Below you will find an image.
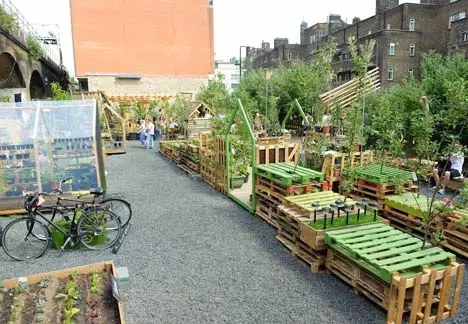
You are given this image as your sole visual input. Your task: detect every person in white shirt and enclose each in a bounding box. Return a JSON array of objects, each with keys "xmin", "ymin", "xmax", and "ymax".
[
  {"xmin": 433, "ymin": 142, "xmax": 465, "ymax": 195},
  {"xmin": 146, "ymin": 120, "xmax": 155, "ymax": 149},
  {"xmin": 138, "ymin": 120, "xmax": 146, "ymax": 145}
]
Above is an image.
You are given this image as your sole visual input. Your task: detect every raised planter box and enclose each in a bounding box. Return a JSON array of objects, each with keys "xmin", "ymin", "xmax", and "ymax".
[
  {"xmin": 1, "ymin": 261, "xmax": 125, "ymax": 324},
  {"xmin": 440, "ymin": 209, "xmax": 468, "ymax": 258}
]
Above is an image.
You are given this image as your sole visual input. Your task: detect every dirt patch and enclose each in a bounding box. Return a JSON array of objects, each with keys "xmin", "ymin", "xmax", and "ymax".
[
  {"xmin": 15, "ymin": 285, "xmax": 40, "ymax": 324},
  {"xmin": 0, "ymin": 289, "xmax": 15, "ymax": 324},
  {"xmin": 85, "ymin": 271, "xmax": 120, "ymax": 324}
]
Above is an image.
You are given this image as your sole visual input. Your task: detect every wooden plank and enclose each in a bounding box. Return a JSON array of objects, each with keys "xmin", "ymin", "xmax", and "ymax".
[{"xmin": 409, "ymin": 273, "xmax": 423, "ymax": 324}]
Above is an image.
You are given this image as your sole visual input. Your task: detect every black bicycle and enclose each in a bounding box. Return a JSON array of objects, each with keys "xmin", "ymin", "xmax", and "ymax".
[
  {"xmin": 1, "ymin": 191, "xmax": 122, "ymax": 261},
  {"xmin": 55, "ymin": 178, "xmax": 133, "ymax": 228}
]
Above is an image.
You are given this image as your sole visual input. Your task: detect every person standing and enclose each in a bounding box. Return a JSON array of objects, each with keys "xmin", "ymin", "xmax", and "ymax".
[
  {"xmin": 146, "ymin": 119, "xmax": 155, "ymax": 149},
  {"xmin": 138, "ymin": 119, "xmax": 146, "ymax": 145}
]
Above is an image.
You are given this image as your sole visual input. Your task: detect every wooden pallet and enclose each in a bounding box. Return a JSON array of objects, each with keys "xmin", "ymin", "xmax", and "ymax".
[
  {"xmin": 326, "ymin": 246, "xmax": 464, "ymax": 324},
  {"xmin": 324, "ymin": 223, "xmax": 455, "ymax": 283},
  {"xmin": 440, "ymin": 209, "xmax": 468, "ymax": 258},
  {"xmin": 256, "ymin": 143, "xmax": 299, "ymax": 165},
  {"xmin": 255, "ymin": 163, "xmax": 324, "ymax": 186},
  {"xmin": 255, "ymin": 195, "xmax": 279, "ymax": 229},
  {"xmin": 256, "ymin": 176, "xmax": 316, "ymax": 202},
  {"xmin": 342, "ymin": 165, "xmax": 414, "ymax": 185},
  {"xmin": 322, "ymin": 151, "xmax": 375, "ymax": 183},
  {"xmin": 276, "ymin": 233, "xmax": 326, "ymax": 273},
  {"xmin": 282, "ymin": 191, "xmax": 356, "ymax": 218}
]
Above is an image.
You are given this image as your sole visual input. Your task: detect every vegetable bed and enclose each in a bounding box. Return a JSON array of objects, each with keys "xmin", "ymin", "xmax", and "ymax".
[{"xmin": 0, "ymin": 262, "xmax": 124, "ymax": 324}]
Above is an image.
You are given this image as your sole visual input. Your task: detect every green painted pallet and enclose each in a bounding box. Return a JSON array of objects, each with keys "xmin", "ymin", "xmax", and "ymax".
[
  {"xmin": 325, "ymin": 223, "xmax": 455, "ymax": 283},
  {"xmin": 342, "ymin": 164, "xmax": 413, "ymax": 184},
  {"xmin": 255, "ymin": 163, "xmax": 324, "ymax": 187},
  {"xmin": 284, "ymin": 191, "xmax": 355, "ymax": 212},
  {"xmin": 384, "ymin": 193, "xmax": 449, "ymax": 218}
]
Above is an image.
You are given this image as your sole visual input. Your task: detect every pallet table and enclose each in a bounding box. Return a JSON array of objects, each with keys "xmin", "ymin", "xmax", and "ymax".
[
  {"xmin": 275, "ymin": 191, "xmax": 364, "ymax": 273},
  {"xmin": 440, "ymin": 209, "xmax": 468, "ymax": 258},
  {"xmin": 254, "ymin": 163, "xmax": 325, "ymax": 229},
  {"xmin": 384, "ymin": 193, "xmax": 448, "ymax": 237},
  {"xmin": 325, "ymin": 223, "xmax": 464, "ymax": 324},
  {"xmin": 342, "ymin": 165, "xmax": 416, "ymax": 207}
]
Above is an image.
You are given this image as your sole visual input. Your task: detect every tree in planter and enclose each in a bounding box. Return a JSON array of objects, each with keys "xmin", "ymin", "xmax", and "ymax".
[{"xmin": 197, "ymin": 75, "xmax": 231, "ymax": 114}]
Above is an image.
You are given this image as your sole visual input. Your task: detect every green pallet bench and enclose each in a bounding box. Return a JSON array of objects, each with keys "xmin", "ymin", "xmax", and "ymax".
[
  {"xmin": 384, "ymin": 193, "xmax": 449, "ymax": 219},
  {"xmin": 255, "ymin": 163, "xmax": 324, "ymax": 187},
  {"xmin": 325, "ymin": 223, "xmax": 455, "ymax": 283},
  {"xmin": 342, "ymin": 164, "xmax": 413, "ymax": 184}
]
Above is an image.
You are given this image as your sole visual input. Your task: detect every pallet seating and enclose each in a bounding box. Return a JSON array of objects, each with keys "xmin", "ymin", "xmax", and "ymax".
[
  {"xmin": 325, "ymin": 223, "xmax": 463, "ymax": 324},
  {"xmin": 384, "ymin": 193, "xmax": 448, "ymax": 237}
]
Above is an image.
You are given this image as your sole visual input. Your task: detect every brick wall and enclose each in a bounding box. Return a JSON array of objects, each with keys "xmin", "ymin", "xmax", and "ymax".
[{"xmin": 70, "ymin": 0, "xmax": 214, "ymax": 78}]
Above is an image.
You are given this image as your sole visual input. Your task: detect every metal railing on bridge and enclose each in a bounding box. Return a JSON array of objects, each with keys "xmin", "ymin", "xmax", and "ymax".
[{"xmin": 0, "ymin": 0, "xmax": 63, "ymax": 71}]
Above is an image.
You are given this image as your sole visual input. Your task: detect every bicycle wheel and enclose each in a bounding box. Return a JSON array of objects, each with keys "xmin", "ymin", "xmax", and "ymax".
[
  {"xmin": 2, "ymin": 217, "xmax": 50, "ymax": 261},
  {"xmin": 99, "ymin": 198, "xmax": 132, "ymax": 227},
  {"xmin": 77, "ymin": 207, "xmax": 121, "ymax": 250}
]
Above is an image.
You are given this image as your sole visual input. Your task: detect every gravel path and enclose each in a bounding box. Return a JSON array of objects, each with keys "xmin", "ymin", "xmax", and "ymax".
[{"xmin": 1, "ymin": 141, "xmax": 467, "ymax": 324}]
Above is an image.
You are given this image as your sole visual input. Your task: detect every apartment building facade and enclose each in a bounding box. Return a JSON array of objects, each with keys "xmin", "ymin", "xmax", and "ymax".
[{"xmin": 246, "ymin": 0, "xmax": 468, "ymax": 88}]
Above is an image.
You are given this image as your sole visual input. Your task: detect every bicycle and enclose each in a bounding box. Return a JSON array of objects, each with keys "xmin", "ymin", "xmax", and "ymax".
[
  {"xmin": 1, "ymin": 191, "xmax": 122, "ymax": 261},
  {"xmin": 58, "ymin": 178, "xmax": 133, "ymax": 228}
]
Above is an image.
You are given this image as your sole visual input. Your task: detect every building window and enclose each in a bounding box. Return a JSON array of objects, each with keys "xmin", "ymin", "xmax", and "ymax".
[
  {"xmin": 287, "ymin": 53, "xmax": 292, "ymax": 61},
  {"xmin": 451, "ymin": 12, "xmax": 466, "ymax": 22},
  {"xmin": 462, "ymin": 32, "xmax": 468, "ymax": 42},
  {"xmin": 389, "ymin": 43, "xmax": 396, "ymax": 56},
  {"xmin": 409, "ymin": 43, "xmax": 415, "ymax": 56},
  {"xmin": 388, "ymin": 68, "xmax": 394, "ymax": 81},
  {"xmin": 409, "ymin": 19, "xmax": 415, "ymax": 32},
  {"xmin": 408, "ymin": 68, "xmax": 414, "ymax": 77},
  {"xmin": 386, "ymin": 24, "xmax": 391, "ymax": 30}
]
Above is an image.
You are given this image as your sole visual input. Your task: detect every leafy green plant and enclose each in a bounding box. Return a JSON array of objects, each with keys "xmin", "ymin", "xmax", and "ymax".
[
  {"xmin": 0, "ymin": 96, "xmax": 10, "ymax": 102},
  {"xmin": 0, "ymin": 5, "xmax": 18, "ymax": 32},
  {"xmin": 56, "ymin": 273, "xmax": 81, "ymax": 324},
  {"xmin": 27, "ymin": 36, "xmax": 43, "ymax": 61},
  {"xmin": 90, "ymin": 270, "xmax": 100, "ymax": 294},
  {"xmin": 38, "ymin": 277, "xmax": 50, "ymax": 288},
  {"xmin": 51, "ymin": 82, "xmax": 72, "ymax": 100}
]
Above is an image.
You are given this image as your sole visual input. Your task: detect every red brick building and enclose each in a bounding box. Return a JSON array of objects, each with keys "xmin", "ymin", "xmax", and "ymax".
[{"xmin": 70, "ymin": 0, "xmax": 214, "ymax": 95}]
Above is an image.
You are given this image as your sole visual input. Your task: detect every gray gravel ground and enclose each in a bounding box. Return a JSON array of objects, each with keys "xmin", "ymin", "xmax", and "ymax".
[{"xmin": 1, "ymin": 141, "xmax": 467, "ymax": 324}]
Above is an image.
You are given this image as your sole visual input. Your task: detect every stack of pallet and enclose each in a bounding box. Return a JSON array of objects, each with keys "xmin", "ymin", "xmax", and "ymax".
[
  {"xmin": 254, "ymin": 163, "xmax": 325, "ymax": 228},
  {"xmin": 325, "ymin": 223, "xmax": 464, "ymax": 324},
  {"xmin": 383, "ymin": 193, "xmax": 448, "ymax": 237},
  {"xmin": 440, "ymin": 209, "xmax": 468, "ymax": 258},
  {"xmin": 159, "ymin": 140, "xmax": 183, "ymax": 164},
  {"xmin": 198, "ymin": 132, "xmax": 227, "ymax": 193},
  {"xmin": 178, "ymin": 142, "xmax": 200, "ymax": 175},
  {"xmin": 276, "ymin": 191, "xmax": 358, "ymax": 272},
  {"xmin": 342, "ymin": 165, "xmax": 415, "ymax": 207},
  {"xmin": 256, "ymin": 143, "xmax": 299, "ymax": 165}
]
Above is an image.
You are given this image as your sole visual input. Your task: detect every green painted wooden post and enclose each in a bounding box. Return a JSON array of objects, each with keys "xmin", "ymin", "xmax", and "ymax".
[
  {"xmin": 223, "ymin": 99, "xmax": 257, "ymax": 213},
  {"xmin": 281, "ymin": 99, "xmax": 310, "ymax": 130}
]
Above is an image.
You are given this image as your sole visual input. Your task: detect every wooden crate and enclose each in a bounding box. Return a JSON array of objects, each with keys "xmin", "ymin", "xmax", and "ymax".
[
  {"xmin": 2, "ymin": 261, "xmax": 125, "ymax": 324},
  {"xmin": 325, "ymin": 225, "xmax": 464, "ymax": 324},
  {"xmin": 256, "ymin": 143, "xmax": 299, "ymax": 165},
  {"xmin": 440, "ymin": 209, "xmax": 468, "ymax": 258}
]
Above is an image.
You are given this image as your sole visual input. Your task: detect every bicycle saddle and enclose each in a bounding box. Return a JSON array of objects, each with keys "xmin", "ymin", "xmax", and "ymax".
[{"xmin": 90, "ymin": 187, "xmax": 105, "ymax": 196}]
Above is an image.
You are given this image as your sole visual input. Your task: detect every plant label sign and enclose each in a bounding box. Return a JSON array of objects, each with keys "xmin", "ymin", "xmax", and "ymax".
[
  {"xmin": 412, "ymin": 171, "xmax": 418, "ymax": 182},
  {"xmin": 111, "ymin": 274, "xmax": 121, "ymax": 302}
]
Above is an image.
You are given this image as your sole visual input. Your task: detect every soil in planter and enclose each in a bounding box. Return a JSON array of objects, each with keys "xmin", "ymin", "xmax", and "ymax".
[
  {"xmin": 86, "ymin": 271, "xmax": 120, "ymax": 324},
  {"xmin": 32, "ymin": 277, "xmax": 61, "ymax": 324},
  {"xmin": 72, "ymin": 274, "xmax": 89, "ymax": 324},
  {"xmin": 53, "ymin": 279, "xmax": 69, "ymax": 324},
  {"xmin": 14, "ymin": 285, "xmax": 41, "ymax": 324},
  {"xmin": 0, "ymin": 288, "xmax": 14, "ymax": 324}
]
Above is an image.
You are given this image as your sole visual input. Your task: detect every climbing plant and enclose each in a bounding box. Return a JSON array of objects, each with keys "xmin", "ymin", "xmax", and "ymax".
[
  {"xmin": 51, "ymin": 82, "xmax": 72, "ymax": 100},
  {"xmin": 27, "ymin": 36, "xmax": 43, "ymax": 61},
  {"xmin": 0, "ymin": 5, "xmax": 18, "ymax": 33}
]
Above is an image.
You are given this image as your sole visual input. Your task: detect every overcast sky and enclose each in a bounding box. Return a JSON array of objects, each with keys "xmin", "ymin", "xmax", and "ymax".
[{"xmin": 11, "ymin": 0, "xmax": 420, "ymax": 76}]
